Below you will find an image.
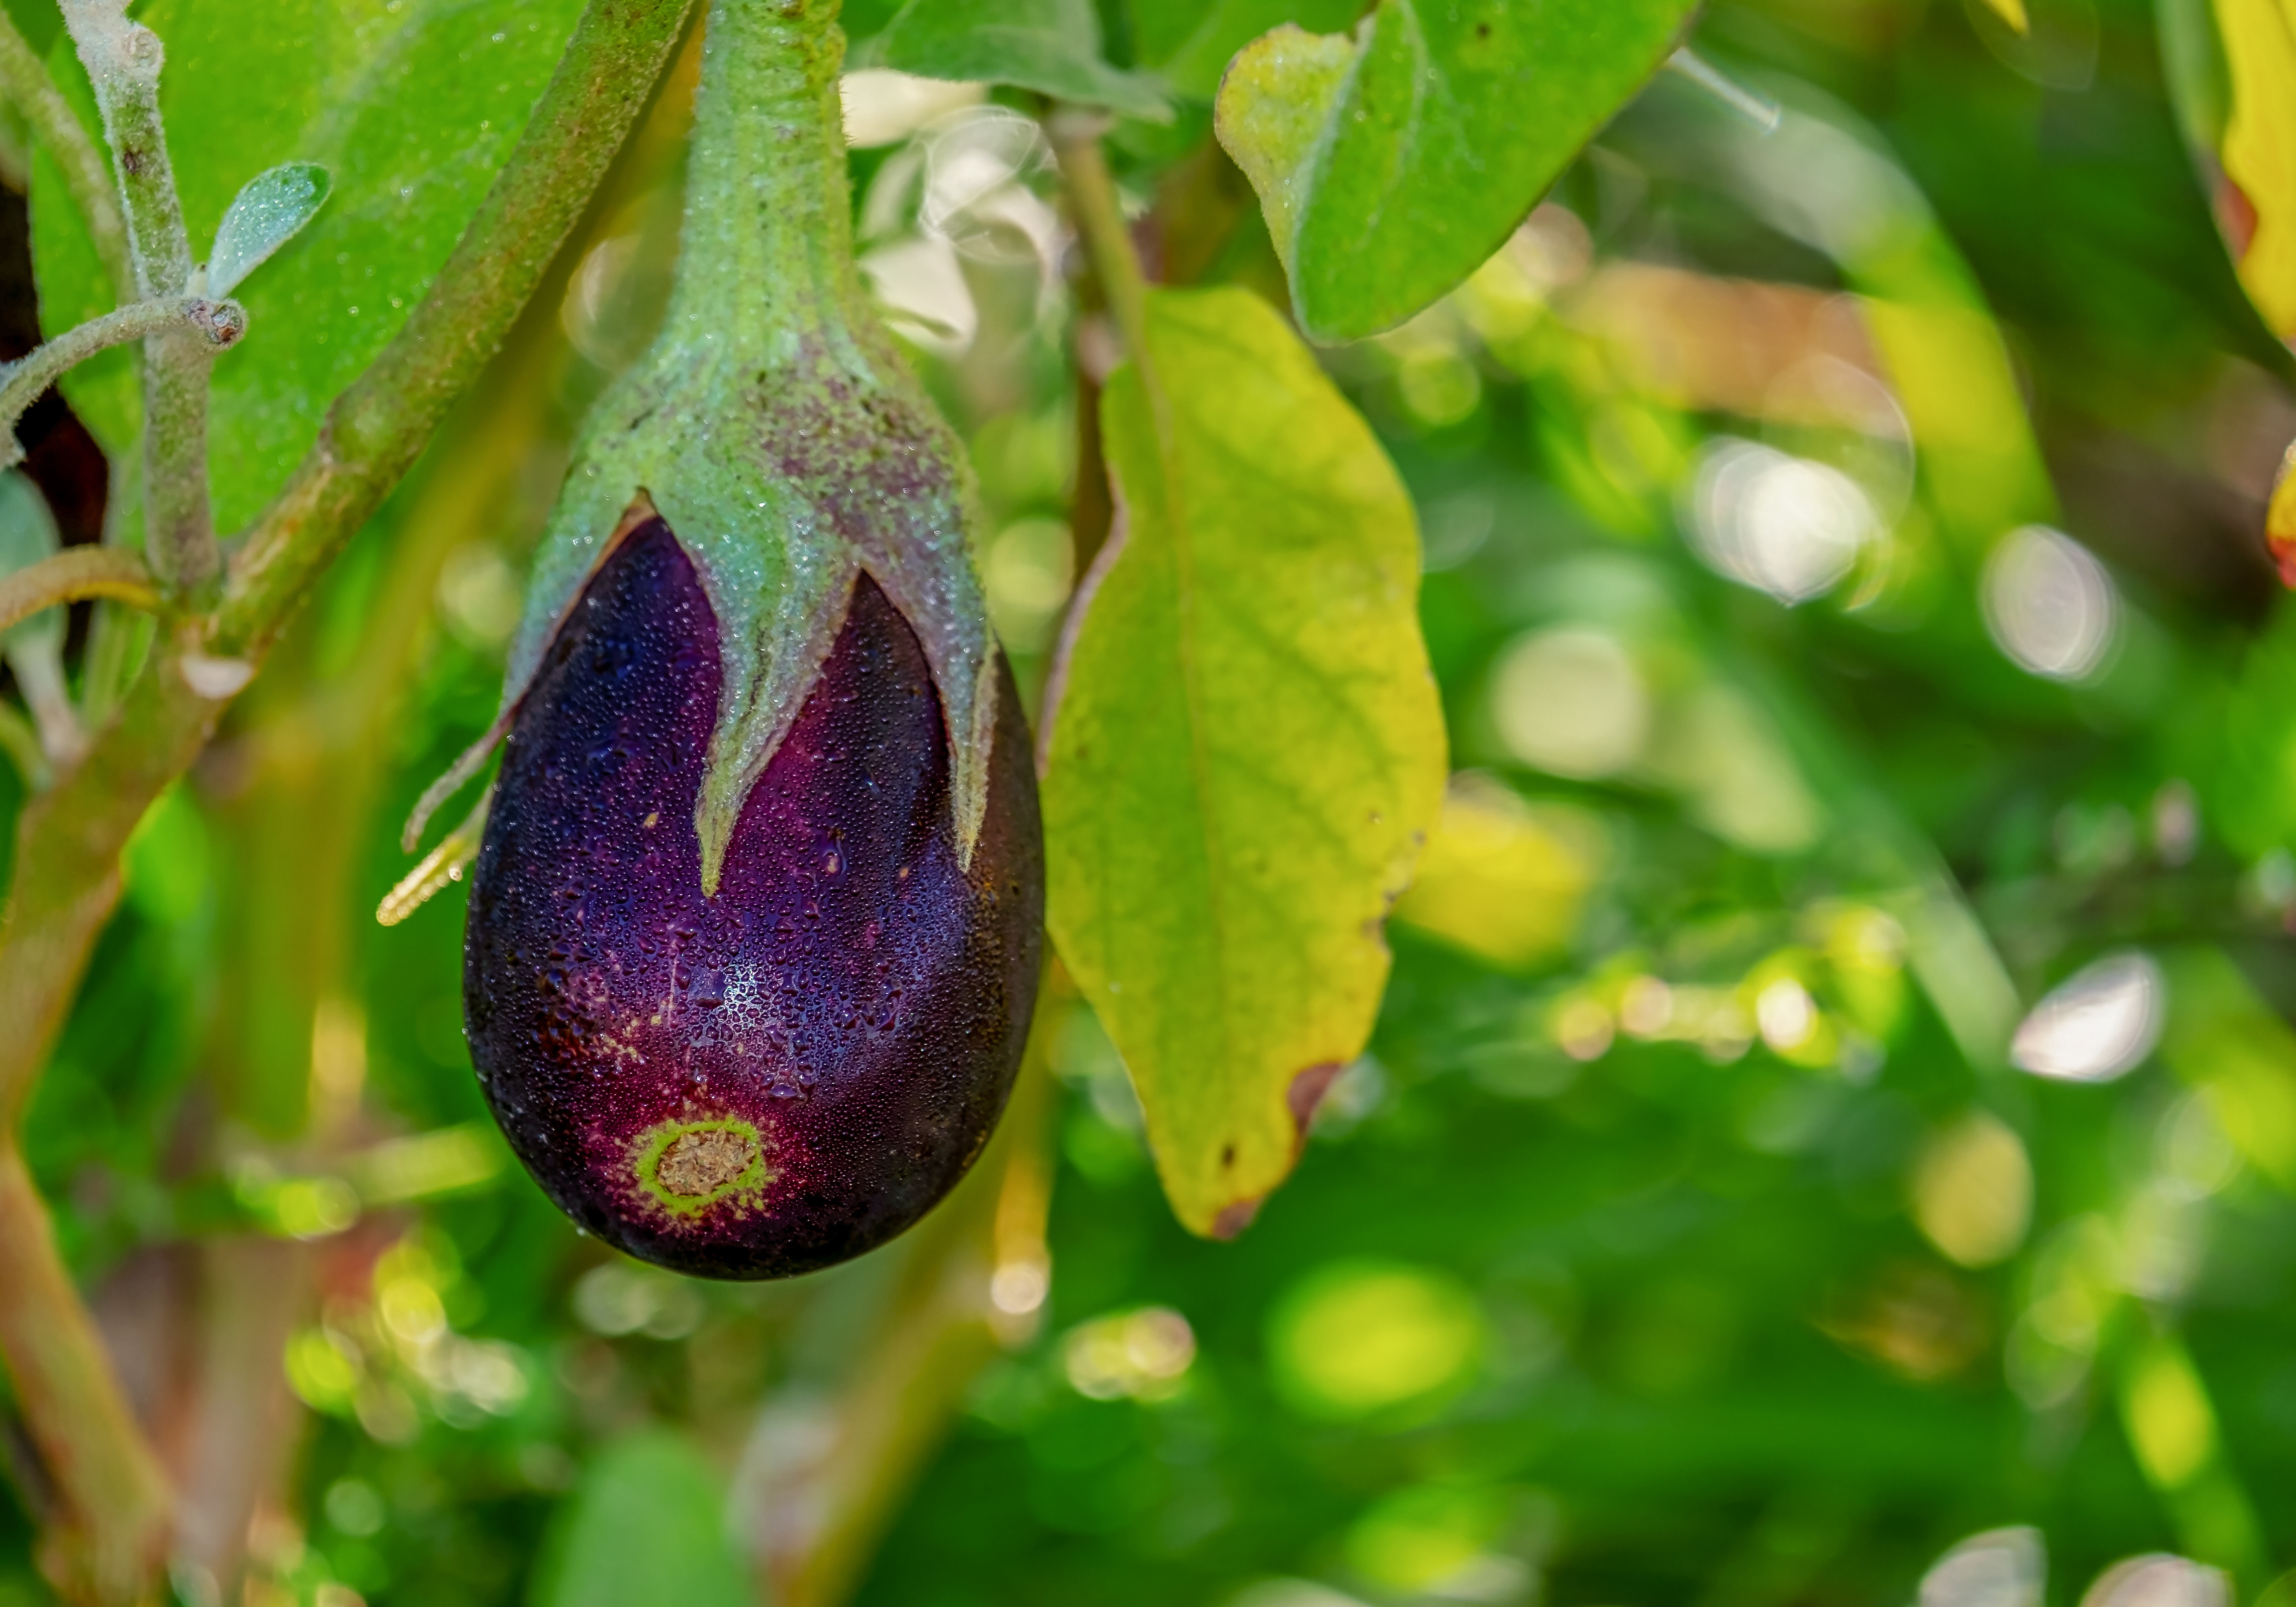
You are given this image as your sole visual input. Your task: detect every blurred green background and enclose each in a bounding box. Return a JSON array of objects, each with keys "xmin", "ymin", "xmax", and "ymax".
[{"xmin": 10, "ymin": 0, "xmax": 2296, "ymax": 1604}]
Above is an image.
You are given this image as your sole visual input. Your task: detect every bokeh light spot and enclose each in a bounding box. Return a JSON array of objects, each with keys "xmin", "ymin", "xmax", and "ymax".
[
  {"xmin": 1267, "ymin": 1261, "xmax": 1485, "ymax": 1420},
  {"xmin": 2079, "ymin": 1557, "xmax": 2227, "ymax": 1607},
  {"xmin": 2122, "ymin": 1341, "xmax": 2217, "ymax": 1490},
  {"xmin": 1917, "ymin": 1526, "xmax": 2044, "ymax": 1607},
  {"xmin": 1343, "ymin": 1485, "xmax": 1515, "ymax": 1595},
  {"xmin": 984, "ymin": 517, "xmax": 1075, "ymax": 653},
  {"xmin": 2011, "ymin": 951, "xmax": 2163, "ymax": 1083},
  {"xmin": 1688, "ymin": 438, "xmax": 1878, "ymax": 603},
  {"xmin": 1982, "ymin": 525, "xmax": 2117, "ymax": 681},
  {"xmin": 1912, "ymin": 1111, "xmax": 2033, "ymax": 1267},
  {"xmin": 1490, "ymin": 627, "xmax": 1648, "ymax": 779},
  {"xmin": 1063, "ymin": 1306, "xmax": 1195, "ymax": 1401},
  {"xmin": 1756, "ymin": 978, "xmax": 1819, "ymax": 1053}
]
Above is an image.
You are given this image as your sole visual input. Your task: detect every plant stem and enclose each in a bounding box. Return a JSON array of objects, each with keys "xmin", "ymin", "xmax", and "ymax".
[
  {"xmin": 218, "ymin": 0, "xmax": 698, "ymax": 654},
  {"xmin": 0, "ymin": 1, "xmax": 694, "ymax": 1595},
  {"xmin": 0, "ymin": 634, "xmax": 207, "ymax": 1607},
  {"xmin": 0, "ymin": 9, "xmax": 132, "ymax": 299},
  {"xmin": 53, "ymin": 2, "xmax": 188, "ymax": 295},
  {"xmin": 0, "ymin": 625, "xmax": 214, "ymax": 1181},
  {"xmin": 1048, "ymin": 115, "xmax": 1151, "ymax": 369},
  {"xmin": 1046, "ymin": 113, "xmax": 1175, "ymax": 707},
  {"xmin": 1048, "ymin": 113, "xmax": 1180, "ymax": 546},
  {"xmin": 55, "ymin": 0, "xmax": 215, "ymax": 599},
  {"xmin": 0, "ymin": 297, "xmax": 242, "ymax": 464},
  {"xmin": 0, "ymin": 1142, "xmax": 172, "ymax": 1604},
  {"xmin": 5, "ymin": 628, "xmax": 89, "ymax": 769},
  {"xmin": 137, "ymin": 327, "xmax": 215, "ymax": 594},
  {"xmin": 0, "ymin": 545, "xmax": 157, "ymax": 635},
  {"xmin": 1047, "ymin": 113, "xmax": 1183, "ymax": 670},
  {"xmin": 0, "ymin": 699, "xmax": 47, "ymax": 789},
  {"xmin": 665, "ymin": 0, "xmax": 875, "ymax": 369}
]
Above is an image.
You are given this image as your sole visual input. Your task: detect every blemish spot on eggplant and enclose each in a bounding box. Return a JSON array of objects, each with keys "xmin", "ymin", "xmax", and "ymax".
[
  {"xmin": 631, "ymin": 1115, "xmax": 772, "ymax": 1219},
  {"xmin": 657, "ymin": 1127, "xmax": 757, "ymax": 1196},
  {"xmin": 465, "ymin": 518, "xmax": 1043, "ymax": 1279}
]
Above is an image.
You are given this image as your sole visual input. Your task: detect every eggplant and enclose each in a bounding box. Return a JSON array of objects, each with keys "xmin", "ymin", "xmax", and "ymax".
[
  {"xmin": 466, "ymin": 518, "xmax": 1038, "ymax": 1277},
  {"xmin": 405, "ymin": 0, "xmax": 1043, "ymax": 1276}
]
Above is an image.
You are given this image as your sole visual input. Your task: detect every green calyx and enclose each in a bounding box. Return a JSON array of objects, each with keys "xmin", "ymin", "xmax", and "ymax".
[
  {"xmin": 630, "ymin": 1115, "xmax": 773, "ymax": 1219},
  {"xmin": 496, "ymin": 0, "xmax": 998, "ymax": 894}
]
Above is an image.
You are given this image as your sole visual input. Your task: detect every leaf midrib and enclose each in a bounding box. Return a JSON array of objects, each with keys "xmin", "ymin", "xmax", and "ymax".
[{"xmin": 1135, "ymin": 303, "xmax": 1241, "ymax": 1180}]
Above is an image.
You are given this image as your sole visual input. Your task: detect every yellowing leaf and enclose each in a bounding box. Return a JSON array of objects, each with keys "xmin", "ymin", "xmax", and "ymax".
[
  {"xmin": 1041, "ymin": 286, "xmax": 1445, "ymax": 1238},
  {"xmin": 1210, "ymin": 27, "xmax": 1355, "ymax": 276},
  {"xmin": 1910, "ymin": 1111, "xmax": 2032, "ymax": 1268},
  {"xmin": 2207, "ymin": 0, "xmax": 2296, "ymax": 337},
  {"xmin": 1392, "ymin": 777, "xmax": 1602, "ymax": 971},
  {"xmin": 2270, "ymin": 439, "xmax": 2296, "ymax": 583}
]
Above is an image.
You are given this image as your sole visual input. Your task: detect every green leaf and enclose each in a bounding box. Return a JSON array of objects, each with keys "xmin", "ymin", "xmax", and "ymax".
[
  {"xmin": 207, "ymin": 160, "xmax": 330, "ymax": 296},
  {"xmin": 537, "ymin": 1432, "xmax": 751, "ymax": 1607},
  {"xmin": 0, "ymin": 470, "xmax": 61, "ymax": 653},
  {"xmin": 0, "ymin": 466, "xmax": 59, "ymax": 574},
  {"xmin": 1130, "ymin": 0, "xmax": 1363, "ymax": 100},
  {"xmin": 1213, "ymin": 0, "xmax": 1695, "ymax": 341},
  {"xmin": 1040, "ymin": 286, "xmax": 1446, "ymax": 1238},
  {"xmin": 857, "ymin": 0, "xmax": 1171, "ymax": 121},
  {"xmin": 2156, "ymin": 0, "xmax": 2230, "ymax": 153},
  {"xmin": 29, "ymin": 0, "xmax": 587, "ymax": 530}
]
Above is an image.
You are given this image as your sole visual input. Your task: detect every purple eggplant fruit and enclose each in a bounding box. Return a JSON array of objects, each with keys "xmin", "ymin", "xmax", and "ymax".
[
  {"xmin": 465, "ymin": 520, "xmax": 1039, "ymax": 1277},
  {"xmin": 400, "ymin": 0, "xmax": 1042, "ymax": 1276}
]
